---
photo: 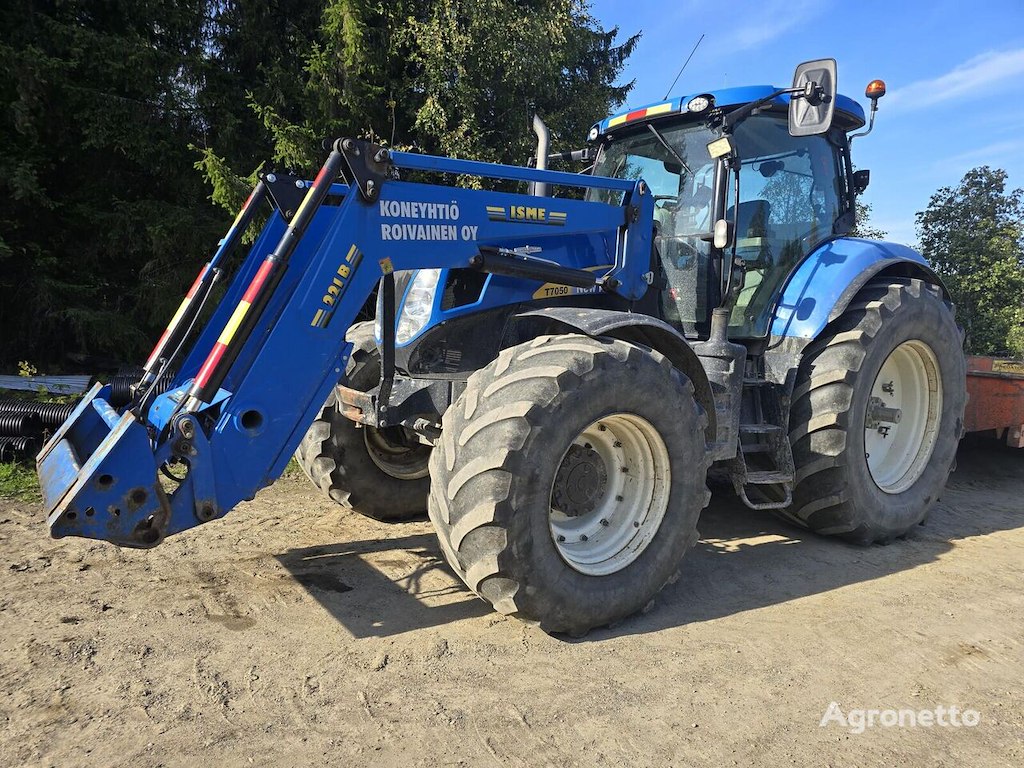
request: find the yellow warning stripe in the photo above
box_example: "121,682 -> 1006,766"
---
167,296 -> 191,330
292,185 -> 318,224
217,300 -> 251,345
607,101 -> 675,129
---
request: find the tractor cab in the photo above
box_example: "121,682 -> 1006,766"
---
587,71 -> 866,339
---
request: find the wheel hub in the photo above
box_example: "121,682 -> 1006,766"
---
864,340 -> 942,494
552,444 -> 608,517
363,425 -> 431,480
548,414 -> 672,577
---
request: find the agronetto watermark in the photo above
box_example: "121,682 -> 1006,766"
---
820,702 -> 981,735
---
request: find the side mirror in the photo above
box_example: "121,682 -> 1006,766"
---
853,169 -> 870,195
789,58 -> 837,137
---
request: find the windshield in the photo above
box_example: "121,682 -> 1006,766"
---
588,114 -> 844,338
588,121 -> 717,334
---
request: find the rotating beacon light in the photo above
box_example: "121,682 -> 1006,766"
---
851,79 -> 886,142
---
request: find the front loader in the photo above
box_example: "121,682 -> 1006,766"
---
38,60 -> 966,635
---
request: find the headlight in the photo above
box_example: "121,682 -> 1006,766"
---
687,95 -> 712,113
395,268 -> 442,344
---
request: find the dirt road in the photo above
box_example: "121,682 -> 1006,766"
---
1,436 -> 1021,767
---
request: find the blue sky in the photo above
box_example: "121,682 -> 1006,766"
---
587,0 -> 1024,245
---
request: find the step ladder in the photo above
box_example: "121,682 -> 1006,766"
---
729,373 -> 795,511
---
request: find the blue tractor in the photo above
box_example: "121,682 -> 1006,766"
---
38,60 -> 966,635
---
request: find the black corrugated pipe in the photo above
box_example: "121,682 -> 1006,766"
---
0,399 -> 79,429
0,436 -> 39,461
109,372 -> 175,407
0,412 -> 42,437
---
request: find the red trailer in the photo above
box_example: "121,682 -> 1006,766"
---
964,356 -> 1024,448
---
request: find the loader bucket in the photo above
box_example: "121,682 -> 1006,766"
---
37,383 -> 170,548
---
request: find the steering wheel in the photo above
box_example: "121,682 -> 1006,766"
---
654,195 -> 679,211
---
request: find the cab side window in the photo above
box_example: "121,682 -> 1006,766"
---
728,116 -> 842,336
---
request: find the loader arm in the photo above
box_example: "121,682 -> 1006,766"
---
37,139 -> 654,548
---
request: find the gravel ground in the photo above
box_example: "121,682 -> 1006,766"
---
0,435 -> 1021,767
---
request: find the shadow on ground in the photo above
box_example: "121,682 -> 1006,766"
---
276,532 -> 492,638
277,435 -> 1023,640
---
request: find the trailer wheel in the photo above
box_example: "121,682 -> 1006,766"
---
785,279 -> 966,544
296,322 -> 430,521
428,334 -> 710,635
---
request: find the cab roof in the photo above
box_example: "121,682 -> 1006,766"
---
593,84 -> 866,137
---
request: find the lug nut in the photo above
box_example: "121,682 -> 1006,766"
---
580,534 -> 588,542
600,519 -> 609,527
557,535 -> 565,542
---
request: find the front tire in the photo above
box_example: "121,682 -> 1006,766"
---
296,322 -> 431,522
785,279 -> 966,544
428,334 -> 711,635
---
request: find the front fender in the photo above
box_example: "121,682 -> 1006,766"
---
517,307 -> 716,447
771,238 -> 946,340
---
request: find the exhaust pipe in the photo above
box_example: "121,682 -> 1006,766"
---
529,113 -> 550,197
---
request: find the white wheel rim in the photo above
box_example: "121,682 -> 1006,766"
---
548,413 -> 671,576
864,340 -> 943,494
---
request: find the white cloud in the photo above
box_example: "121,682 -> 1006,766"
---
887,49 -> 1024,113
727,0 -> 826,51
937,139 -> 1024,169
633,0 -> 826,54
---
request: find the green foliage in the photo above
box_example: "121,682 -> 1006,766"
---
0,461 -> 39,500
406,1 -> 635,167
203,0 -> 638,204
2,0 -> 635,367
0,0 -> 226,365
917,167 -> 1024,356
0,0 -> 325,367
851,200 -> 887,240
192,145 -> 265,244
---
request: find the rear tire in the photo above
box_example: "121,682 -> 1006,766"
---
428,334 -> 711,635
296,322 -> 430,522
785,279 -> 966,544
